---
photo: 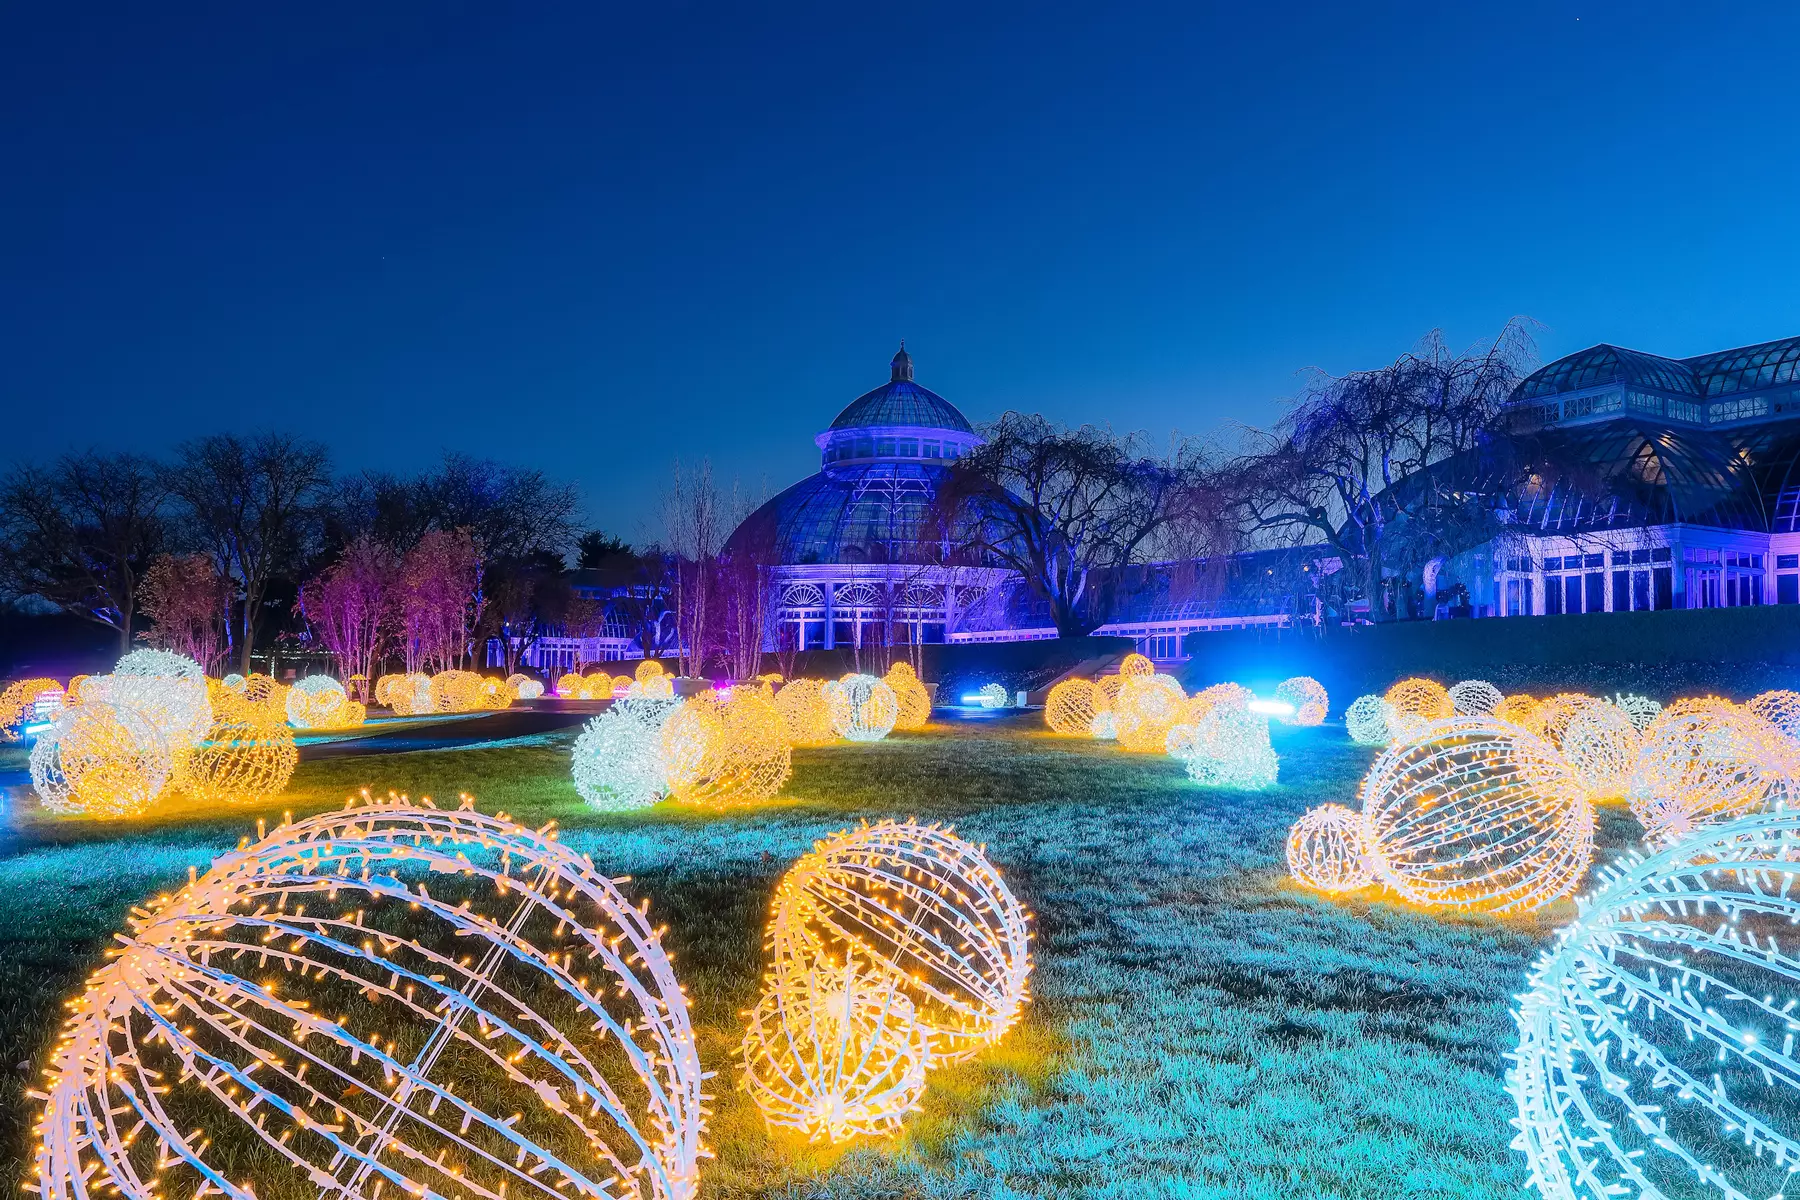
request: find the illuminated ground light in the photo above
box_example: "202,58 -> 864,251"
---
738,954 -> 929,1145
662,688 -> 791,804
571,703 -> 671,810
1272,676 -> 1327,726
1447,679 -> 1504,717
32,798 -> 704,1200
1508,809 -> 1800,1200
1382,678 -> 1452,722
29,701 -> 173,817
1,678 -> 65,740
1043,678 -> 1097,735
774,678 -> 836,746
827,675 -> 900,741
967,682 -> 1010,710
1286,803 -> 1374,893
1344,694 -> 1392,746
770,820 -> 1032,1065
1361,717 -> 1594,913
1627,704 -> 1799,846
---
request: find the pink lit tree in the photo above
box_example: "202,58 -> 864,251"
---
297,536 -> 398,694
400,529 -> 481,673
138,553 -> 231,671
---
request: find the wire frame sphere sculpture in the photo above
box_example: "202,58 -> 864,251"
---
1383,678 -> 1453,722
1521,692 -> 1606,747
1118,652 -> 1154,679
628,674 -> 675,699
187,713 -> 299,805
1089,710 -> 1117,740
769,820 -> 1033,1064
286,675 -> 364,729
505,672 -> 545,701
1628,705 -> 1799,846
1360,717 -> 1595,913
1185,682 -> 1253,723
1,677 -> 65,739
883,664 -> 932,731
1286,803 -> 1374,893
974,682 -> 1009,710
427,669 -> 489,713
1043,678 -> 1097,735
29,701 -> 173,817
1558,701 -> 1640,802
1091,675 -> 1124,714
555,670 -> 585,698
1114,674 -> 1187,752
661,688 -> 792,805
1344,694 -> 1392,746
1507,809 -> 1800,1200
1274,676 -> 1328,726
1749,688 -> 1800,740
100,650 -> 211,748
774,678 -> 836,746
33,797 -> 705,1200
636,659 -> 667,683
380,672 -> 432,715
1183,707 -> 1278,789
1493,692 -> 1541,727
738,954 -> 929,1145
571,704 -> 671,810
1447,679 -> 1505,718
1609,692 -> 1662,732
825,676 -> 899,742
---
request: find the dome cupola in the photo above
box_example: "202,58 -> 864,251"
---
815,345 -> 983,468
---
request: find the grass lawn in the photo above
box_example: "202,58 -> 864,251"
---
0,712 -> 1645,1199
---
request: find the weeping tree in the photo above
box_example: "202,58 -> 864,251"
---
1232,324 -> 1535,623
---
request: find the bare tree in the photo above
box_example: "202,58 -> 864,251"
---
935,414 -> 1226,637
663,460 -> 722,677
168,433 -> 332,673
1233,324 -> 1534,622
716,495 -> 776,681
0,452 -> 168,654
482,552 -> 577,677
296,535 -> 398,691
139,553 -> 232,670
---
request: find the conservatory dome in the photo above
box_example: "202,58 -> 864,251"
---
726,346 -> 996,565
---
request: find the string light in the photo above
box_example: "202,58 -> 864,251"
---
1089,710 -> 1117,740
773,679 -> 835,746
1286,804 -> 1374,893
1360,717 -> 1595,913
1043,678 -> 1097,735
662,688 -> 791,805
767,820 -> 1032,1065
103,649 -> 212,748
975,682 -> 1009,710
1,678 -> 65,740
1182,705 -> 1278,789
187,713 -> 299,805
738,954 -> 929,1145
1118,653 -> 1154,678
1749,688 -> 1800,739
1274,676 -> 1328,726
29,701 -> 172,817
1493,693 -> 1540,726
1508,809 -> 1800,1200
571,703 -> 671,810
636,660 -> 667,683
884,663 -> 932,730
1383,678 -> 1452,722
1447,679 -> 1504,717
221,672 -> 247,691
1114,674 -> 1187,752
1609,692 -> 1662,732
286,676 -> 366,729
1344,694 -> 1391,746
1627,704 -> 1798,846
825,676 -> 899,742
627,674 -> 675,699
1558,702 -> 1639,802
1521,692 -> 1604,746
33,796 -> 705,1200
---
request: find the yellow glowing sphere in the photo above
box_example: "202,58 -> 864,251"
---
34,799 -> 705,1200
661,688 -> 792,805
186,715 -> 298,805
738,954 -> 929,1145
1,678 -> 65,740
29,701 -> 173,817
1113,674 -> 1188,752
628,674 -> 675,699
1286,803 -> 1374,893
1521,692 -> 1605,747
285,676 -> 366,729
556,670 -> 585,697
1749,688 -> 1800,740
825,675 -> 899,742
1043,678 -> 1098,735
636,659 -> 667,683
1274,676 -> 1329,726
1448,679 -> 1505,717
477,676 -> 512,709
884,663 -> 932,731
1344,694 -> 1392,746
1628,705 -> 1800,846
769,820 -> 1032,1064
775,678 -> 836,746
426,669 -> 487,713
1118,652 -> 1155,679
1092,675 -> 1124,714
1493,693 -> 1540,726
1559,702 -> 1641,801
1383,678 -> 1452,721
1360,717 -> 1595,913
380,672 -> 431,715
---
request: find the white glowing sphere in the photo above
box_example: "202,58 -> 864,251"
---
285,675 -> 351,729
1609,692 -> 1663,732
1628,705 -> 1799,846
976,682 -> 1009,710
1447,679 -> 1504,717
1286,803 -> 1374,893
1273,676 -> 1328,726
1183,707 -> 1278,789
571,704 -> 671,810
1509,809 -> 1800,1199
825,676 -> 899,742
221,673 -> 246,691
29,701 -> 173,817
1090,710 -> 1117,740
1344,694 -> 1391,746
104,649 -> 211,747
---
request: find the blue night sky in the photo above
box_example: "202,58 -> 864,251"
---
5,2 -> 1800,542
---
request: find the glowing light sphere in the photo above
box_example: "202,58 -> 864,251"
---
221,673 -> 246,691
477,676 -> 513,709
636,659 -> 667,683
29,701 -> 172,817
1558,702 -> 1640,801
1114,674 -> 1188,752
975,682 -> 1009,710
1609,692 -> 1662,732
1493,693 -> 1540,726
1508,809 -> 1800,1200
1286,803 -> 1374,893
825,675 -> 899,742
1089,710 -> 1117,740
427,669 -> 487,713
516,677 -> 545,700
1359,717 -> 1594,912
1183,706 -> 1278,789
1185,682 -> 1254,724
382,672 -> 432,715
1043,678 -> 1097,735
1274,676 -> 1328,726
187,714 -> 298,805
883,663 -> 932,730
285,675 -> 364,729
104,649 -> 211,747
1,678 -> 65,739
769,820 -> 1032,1063
1521,692 -> 1605,747
1118,652 -> 1154,679
1383,677 -> 1452,721
1344,694 -> 1391,746
556,670 -> 586,697
1749,688 -> 1800,739
1092,675 -> 1124,714
572,704 -> 671,810
738,954 -> 929,1145
34,798 -> 705,1200
1627,704 -> 1799,846
627,674 -> 675,699
774,678 -> 835,746
662,688 -> 792,805
1447,679 -> 1504,717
